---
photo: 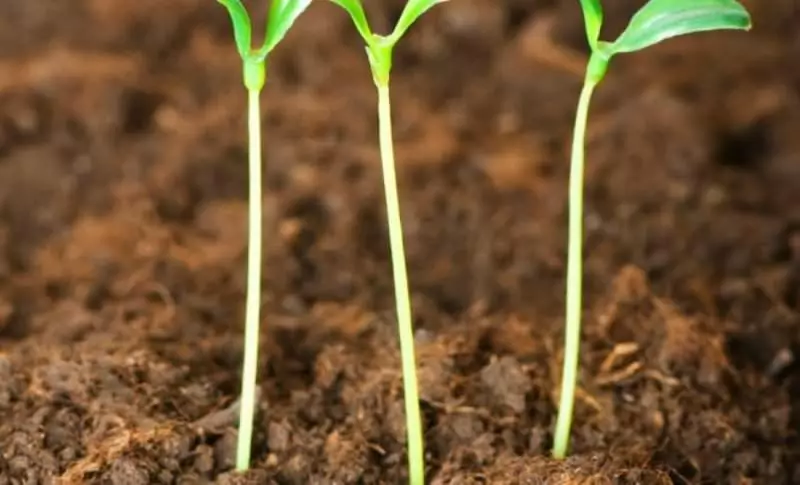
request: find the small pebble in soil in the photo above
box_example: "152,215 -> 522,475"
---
108,457 -> 149,485
213,429 -> 237,471
528,427 -> 546,453
268,420 -> 292,452
479,356 -> 531,414
277,453 -> 312,483
156,470 -> 173,483
414,328 -> 434,344
192,444 -> 214,475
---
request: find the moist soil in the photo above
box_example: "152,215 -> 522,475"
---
1,0 -> 799,483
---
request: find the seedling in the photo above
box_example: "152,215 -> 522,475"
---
329,0 -> 448,483
553,0 -> 752,459
216,0 -> 311,472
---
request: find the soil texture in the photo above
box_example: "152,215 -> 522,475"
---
1,0 -> 799,483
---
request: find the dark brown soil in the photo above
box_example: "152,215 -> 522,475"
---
1,0 -> 799,483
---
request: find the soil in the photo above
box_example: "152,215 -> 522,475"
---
1,0 -> 799,483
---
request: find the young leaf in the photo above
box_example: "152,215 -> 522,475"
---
261,0 -> 314,56
217,0 -> 253,58
609,0 -> 751,55
330,0 -> 373,43
388,0 -> 448,44
578,0 -> 603,50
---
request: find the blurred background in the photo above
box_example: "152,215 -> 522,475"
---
0,0 -> 799,483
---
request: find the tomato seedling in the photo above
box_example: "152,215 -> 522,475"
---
553,0 -> 752,460
328,0 -> 448,483
216,0 -> 311,472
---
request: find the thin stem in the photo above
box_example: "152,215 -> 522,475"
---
236,86 -> 263,471
552,78 -> 597,460
376,82 -> 424,485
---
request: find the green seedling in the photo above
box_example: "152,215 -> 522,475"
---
553,0 -> 752,460
329,0 -> 447,483
216,0 -> 311,472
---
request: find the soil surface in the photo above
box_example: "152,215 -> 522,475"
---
1,0 -> 799,483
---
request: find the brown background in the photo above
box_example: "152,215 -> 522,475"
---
0,0 -> 798,483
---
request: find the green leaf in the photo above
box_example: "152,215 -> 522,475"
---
388,0 -> 449,44
330,0 -> 373,43
609,0 -> 752,55
578,0 -> 603,50
261,0 -> 313,56
331,0 -> 447,85
217,0 -> 253,58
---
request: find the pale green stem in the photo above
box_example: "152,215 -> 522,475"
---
376,82 -> 424,485
236,86 -> 263,471
552,79 -> 597,460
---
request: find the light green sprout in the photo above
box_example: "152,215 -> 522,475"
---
216,0 -> 311,472
328,1 -> 449,483
554,0 -> 752,460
